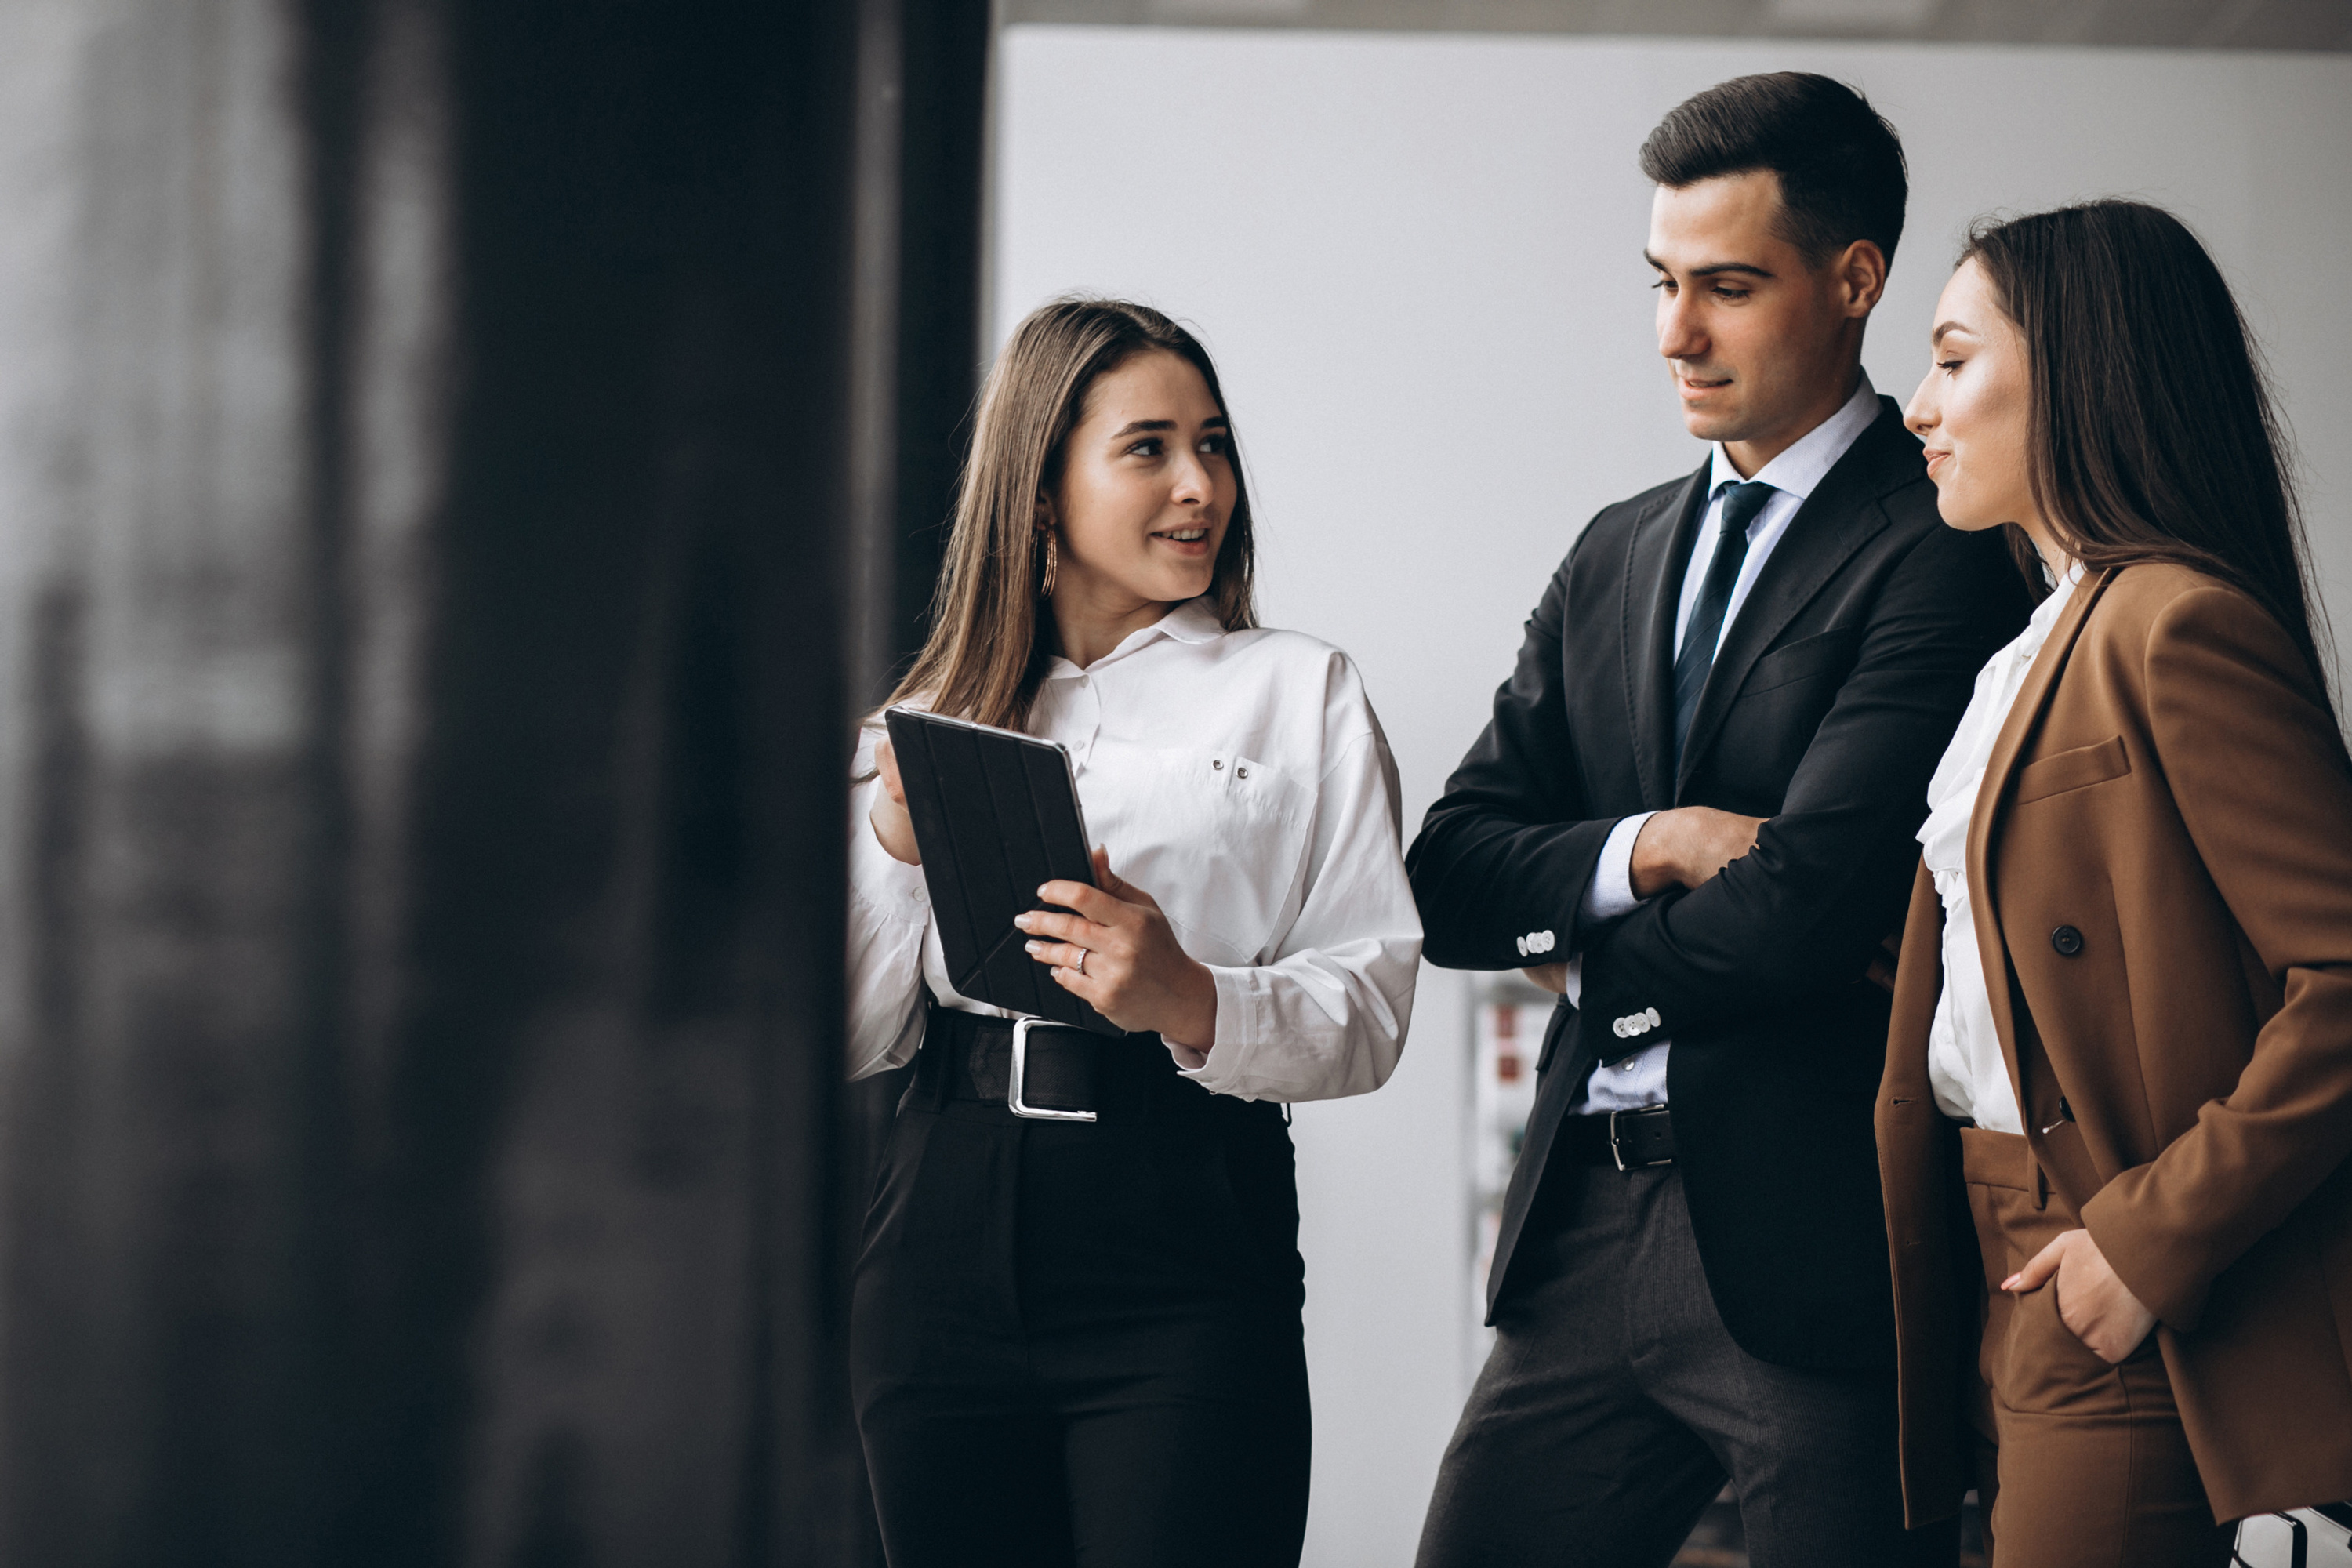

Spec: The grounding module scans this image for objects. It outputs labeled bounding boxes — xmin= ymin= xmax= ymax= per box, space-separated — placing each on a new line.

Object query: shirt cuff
xmin=1170 ymin=965 xmax=1254 ymax=1091
xmin=1581 ymin=812 xmax=1654 ymax=924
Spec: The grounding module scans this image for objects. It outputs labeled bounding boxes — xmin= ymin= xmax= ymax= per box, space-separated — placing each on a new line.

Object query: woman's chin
xmin=1145 ymin=565 xmax=1216 ymax=604
xmin=1935 ymin=496 xmax=2005 ymax=534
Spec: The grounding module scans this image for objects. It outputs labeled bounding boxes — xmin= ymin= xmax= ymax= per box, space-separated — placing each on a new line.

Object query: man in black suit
xmin=1410 ymin=74 xmax=2031 ymax=1567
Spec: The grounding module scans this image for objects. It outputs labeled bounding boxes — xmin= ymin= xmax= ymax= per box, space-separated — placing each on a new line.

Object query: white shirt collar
xmin=1045 ymin=596 xmax=1225 ymax=678
xmin=1706 ymin=374 xmax=1882 ymax=503
xmin=2026 ymin=559 xmax=2085 ymax=636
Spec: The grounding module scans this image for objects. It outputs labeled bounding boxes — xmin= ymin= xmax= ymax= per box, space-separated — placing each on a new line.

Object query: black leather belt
xmin=1563 ymin=1105 xmax=1675 ymax=1170
xmin=927 ymin=1007 xmax=1103 ymax=1120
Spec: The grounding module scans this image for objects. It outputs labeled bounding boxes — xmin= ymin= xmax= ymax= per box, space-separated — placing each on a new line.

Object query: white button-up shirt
xmin=1569 ymin=376 xmax=1882 ymax=1113
xmin=845 ymin=598 xmax=1422 ymax=1103
xmin=1920 ymin=563 xmax=2082 ymax=1134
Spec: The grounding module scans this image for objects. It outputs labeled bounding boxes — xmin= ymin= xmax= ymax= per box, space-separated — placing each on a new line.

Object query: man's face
xmin=1646 ymin=171 xmax=1875 ymax=452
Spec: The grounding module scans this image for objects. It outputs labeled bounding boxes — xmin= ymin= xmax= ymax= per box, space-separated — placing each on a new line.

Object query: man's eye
xmin=1711 ymin=286 xmax=1749 ymax=302
xmin=1650 ymin=278 xmax=1674 ymax=292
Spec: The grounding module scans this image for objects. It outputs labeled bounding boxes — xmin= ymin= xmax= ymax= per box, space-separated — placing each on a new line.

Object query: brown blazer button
xmin=2051 ymin=925 xmax=2084 ymax=956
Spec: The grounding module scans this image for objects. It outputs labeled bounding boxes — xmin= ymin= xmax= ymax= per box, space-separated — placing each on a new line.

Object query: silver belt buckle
xmin=1608 ymin=1107 xmax=1668 ymax=1171
xmin=1009 ymin=1018 xmax=1097 ymax=1122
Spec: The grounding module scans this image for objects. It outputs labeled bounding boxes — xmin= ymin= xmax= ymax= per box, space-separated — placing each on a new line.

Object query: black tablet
xmin=883 ymin=706 xmax=1122 ymax=1036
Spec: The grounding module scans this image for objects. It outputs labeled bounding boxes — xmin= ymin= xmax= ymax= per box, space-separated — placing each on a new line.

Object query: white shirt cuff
xmin=1169 ymin=965 xmax=1251 ymax=1087
xmin=1581 ymin=811 xmax=1654 ymax=924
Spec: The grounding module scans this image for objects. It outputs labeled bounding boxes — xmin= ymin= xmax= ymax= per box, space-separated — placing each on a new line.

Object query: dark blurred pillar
xmin=0 ymin=0 xmax=986 ymax=1563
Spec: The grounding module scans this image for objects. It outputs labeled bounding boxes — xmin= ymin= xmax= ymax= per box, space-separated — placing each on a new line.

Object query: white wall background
xmin=993 ymin=28 xmax=2352 ymax=1566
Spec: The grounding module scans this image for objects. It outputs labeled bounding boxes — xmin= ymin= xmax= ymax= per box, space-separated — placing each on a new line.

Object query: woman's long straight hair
xmin=883 ymin=298 xmax=1258 ymax=732
xmin=1963 ymin=200 xmax=2336 ymax=722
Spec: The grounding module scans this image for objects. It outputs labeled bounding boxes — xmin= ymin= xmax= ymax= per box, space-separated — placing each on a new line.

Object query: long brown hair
xmin=1962 ymin=200 xmax=2336 ymax=720
xmin=884 ymin=298 xmax=1259 ymax=731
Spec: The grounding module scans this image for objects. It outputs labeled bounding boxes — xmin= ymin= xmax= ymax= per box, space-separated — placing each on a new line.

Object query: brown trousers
xmin=1958 ymin=1128 xmax=2235 ymax=1568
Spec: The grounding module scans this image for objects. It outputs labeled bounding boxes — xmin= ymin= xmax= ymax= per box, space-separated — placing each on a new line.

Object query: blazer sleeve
xmin=1574 ymin=520 xmax=2026 ymax=1036
xmin=2078 ymin=586 xmax=2352 ymax=1332
xmin=1406 ymin=529 xmax=1626 ymax=970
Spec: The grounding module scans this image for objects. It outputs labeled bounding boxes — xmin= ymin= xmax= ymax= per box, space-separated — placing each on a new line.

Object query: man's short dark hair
xmin=1639 ymin=72 xmax=1907 ymax=266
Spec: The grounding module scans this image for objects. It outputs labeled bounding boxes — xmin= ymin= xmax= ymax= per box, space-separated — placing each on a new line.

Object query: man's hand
xmin=2004 ymin=1228 xmax=2158 ymax=1363
xmin=869 ymin=740 xmax=920 ymax=865
xmin=1628 ymin=807 xmax=1764 ymax=898
xmin=1015 ymin=848 xmax=1219 ymax=1047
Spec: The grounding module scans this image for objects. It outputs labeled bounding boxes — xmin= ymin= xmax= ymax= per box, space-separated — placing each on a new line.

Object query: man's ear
xmin=1838 ymin=239 xmax=1889 ymax=318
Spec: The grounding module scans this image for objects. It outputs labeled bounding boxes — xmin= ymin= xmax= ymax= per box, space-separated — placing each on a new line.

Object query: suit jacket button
xmin=2051 ymin=925 xmax=2084 ymax=957
xmin=1643 ymin=1007 xmax=1661 ymax=1027
xmin=1515 ymin=935 xmax=1529 ymax=957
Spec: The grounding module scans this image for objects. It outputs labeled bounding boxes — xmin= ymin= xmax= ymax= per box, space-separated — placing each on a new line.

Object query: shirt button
xmin=2051 ymin=925 xmax=2084 ymax=957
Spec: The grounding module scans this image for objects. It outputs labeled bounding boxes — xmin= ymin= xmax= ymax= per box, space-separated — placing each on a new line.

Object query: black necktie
xmin=1671 ymin=480 xmax=1775 ymax=771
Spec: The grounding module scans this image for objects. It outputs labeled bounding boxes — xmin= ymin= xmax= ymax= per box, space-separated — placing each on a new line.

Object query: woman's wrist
xmin=1160 ymin=959 xmax=1221 ymax=1051
xmin=869 ymin=794 xmax=920 ymax=865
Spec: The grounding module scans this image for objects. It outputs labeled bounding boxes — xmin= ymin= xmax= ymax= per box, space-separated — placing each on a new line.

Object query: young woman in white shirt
xmin=845 ymin=298 xmax=1421 ymax=1567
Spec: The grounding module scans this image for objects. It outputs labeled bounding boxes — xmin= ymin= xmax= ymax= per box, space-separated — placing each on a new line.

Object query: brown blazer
xmin=1877 ymin=562 xmax=2352 ymax=1526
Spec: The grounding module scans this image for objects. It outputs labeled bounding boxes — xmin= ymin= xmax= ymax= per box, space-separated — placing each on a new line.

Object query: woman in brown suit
xmin=1880 ymin=199 xmax=2352 ymax=1566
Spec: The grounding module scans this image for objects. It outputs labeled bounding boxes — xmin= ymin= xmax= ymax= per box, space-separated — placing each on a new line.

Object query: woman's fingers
xmin=1023 ymin=938 xmax=1091 ymax=972
xmin=2003 ymin=1230 xmax=2074 ymax=1292
xmin=1036 ymin=878 xmax=1129 ymax=925
xmin=1015 ymin=908 xmax=1096 ymax=946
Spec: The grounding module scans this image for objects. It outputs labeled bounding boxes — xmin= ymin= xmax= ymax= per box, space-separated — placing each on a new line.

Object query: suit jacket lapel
xmin=1965 ymin=565 xmax=2113 ymax=1121
xmin=1624 ymin=465 xmax=1710 ymax=807
xmin=1674 ymin=402 xmax=1914 ymax=797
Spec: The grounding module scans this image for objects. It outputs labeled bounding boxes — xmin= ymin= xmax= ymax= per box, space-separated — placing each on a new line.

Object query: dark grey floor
xmin=1671 ymin=1487 xmax=1987 ymax=1568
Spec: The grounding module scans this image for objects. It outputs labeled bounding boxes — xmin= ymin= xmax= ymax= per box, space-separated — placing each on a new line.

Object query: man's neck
xmin=1720 ymin=365 xmax=1865 ymax=479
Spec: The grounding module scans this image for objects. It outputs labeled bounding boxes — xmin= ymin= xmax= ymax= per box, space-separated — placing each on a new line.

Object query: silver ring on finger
xmin=1073 ymin=948 xmax=1087 ymax=976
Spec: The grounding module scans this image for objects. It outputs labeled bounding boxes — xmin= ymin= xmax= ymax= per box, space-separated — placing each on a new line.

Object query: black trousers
xmin=851 ymin=1011 xmax=1312 ymax=1568
xmin=1417 ymin=1148 xmax=1956 ymax=1568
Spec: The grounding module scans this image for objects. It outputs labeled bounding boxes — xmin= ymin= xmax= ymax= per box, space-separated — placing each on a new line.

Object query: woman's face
xmin=1905 ymin=259 xmax=2044 ymax=539
xmin=1044 ymin=350 xmax=1234 ymax=616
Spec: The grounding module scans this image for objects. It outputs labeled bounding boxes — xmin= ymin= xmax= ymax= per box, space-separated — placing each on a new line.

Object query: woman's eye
xmin=1200 ymin=434 xmax=1229 ymax=456
xmin=1127 ymin=437 xmax=1162 ymax=457
xmin=1938 ymin=358 xmax=1963 ymax=376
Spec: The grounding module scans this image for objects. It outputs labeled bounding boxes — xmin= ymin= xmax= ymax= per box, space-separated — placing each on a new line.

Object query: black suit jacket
xmin=1409 ymin=399 xmax=2031 ymax=1370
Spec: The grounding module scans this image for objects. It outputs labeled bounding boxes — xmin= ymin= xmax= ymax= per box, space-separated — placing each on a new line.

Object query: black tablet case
xmin=884 ymin=706 xmax=1122 ymax=1036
